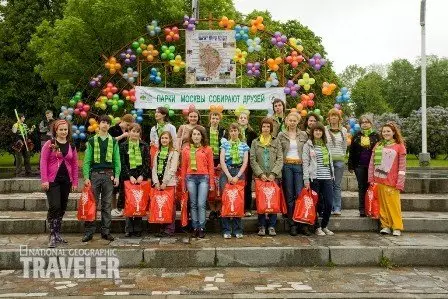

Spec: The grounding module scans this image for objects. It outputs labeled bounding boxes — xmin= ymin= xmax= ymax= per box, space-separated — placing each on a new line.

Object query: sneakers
xmin=380 ymin=227 xmax=392 ymax=235
xmin=245 ymin=211 xmax=253 ymax=217
xmin=111 ymin=208 xmax=123 ymax=217
xmin=332 ymin=211 xmax=342 ymax=216
xmin=268 ymin=227 xmax=276 ymax=236
xmin=315 ymin=227 xmax=326 ymax=236
xmin=322 ymin=228 xmax=334 ymax=236
xmin=198 ymin=228 xmax=205 ymax=238
xmin=392 ymin=230 xmax=401 ymax=236
xmin=258 ymin=227 xmax=266 ymax=236
xmin=223 ymin=233 xmax=231 ymax=239
xmin=81 ymin=234 xmax=93 ymax=242
xmin=235 ymin=233 xmax=243 ymax=239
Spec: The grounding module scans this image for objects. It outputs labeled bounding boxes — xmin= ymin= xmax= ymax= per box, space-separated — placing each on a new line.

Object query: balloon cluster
xmin=146 ymin=20 xmax=161 ymax=36
xmin=322 ymin=82 xmax=337 ymax=96
xmin=233 ymin=48 xmax=247 ymax=64
xmin=149 ymin=68 xmax=162 ymax=84
xmin=209 ymin=104 xmax=224 ymax=114
xmin=300 ymin=93 xmax=315 ymax=109
xmin=109 ymin=115 xmax=121 ymax=126
xmin=162 ymin=104 xmax=175 ymax=118
xmin=182 ymin=104 xmax=196 ymax=116
xmin=89 ymin=75 xmax=102 ymax=88
xmin=142 ymin=44 xmax=158 ymax=62
xmin=246 ymin=37 xmax=261 ymax=52
xmin=246 ymin=62 xmax=261 ymax=77
xmin=131 ymin=109 xmax=144 ymax=124
xmin=285 ymin=51 xmax=304 ymax=69
xmin=349 ymin=118 xmax=361 ymax=135
xmin=122 ymin=88 xmax=136 ymax=102
xmin=164 ymin=27 xmax=180 ymax=42
xmin=160 ymin=45 xmax=176 ymax=60
xmin=234 ymin=25 xmax=249 ymax=41
xmin=234 ymin=105 xmax=250 ymax=117
xmin=309 ymin=53 xmax=326 ymax=71
xmin=72 ymin=125 xmax=86 ymax=141
xmin=132 ymin=38 xmax=147 ymax=55
xmin=250 ymin=16 xmax=264 ymax=33
xmin=170 ymin=55 xmax=186 ymax=72
xmin=298 ymin=73 xmax=315 ymax=91
xmin=289 ymin=38 xmax=304 ymax=52
xmin=284 ymin=80 xmax=300 ymax=97
xmin=88 ymin=118 xmax=99 ymax=133
xmin=271 ymin=31 xmax=287 ymax=48
xmin=102 ymin=83 xmax=118 ymax=99
xmin=74 ymin=102 xmax=91 ymax=118
xmin=104 ymin=57 xmax=121 ymax=74
xmin=123 ymin=67 xmax=138 ymax=84
xmin=95 ymin=96 xmax=108 ymax=110
xmin=336 ymin=87 xmax=351 ymax=103
xmin=219 ymin=16 xmax=235 ymax=30
xmin=183 ymin=15 xmax=197 ymax=31
xmin=265 ymin=72 xmax=279 ymax=88
xmin=59 ymin=106 xmax=74 ymax=121
xmin=69 ymin=92 xmax=82 ymax=106
xmin=267 ymin=57 xmax=282 ymax=71
xmin=120 ymin=49 xmax=136 ymax=65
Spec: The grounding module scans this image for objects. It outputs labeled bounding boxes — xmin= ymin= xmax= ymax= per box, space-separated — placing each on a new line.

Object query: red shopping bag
xmin=221 ymin=181 xmax=245 ymax=217
xmin=365 ymin=183 xmax=379 ymax=219
xmin=293 ymin=188 xmax=319 ymax=225
xmin=180 ymin=190 xmax=189 ymax=227
xmin=255 ymin=179 xmax=282 ymax=214
xmin=77 ymin=185 xmax=96 ymax=221
xmin=279 ymin=185 xmax=288 ymax=215
xmin=175 ymin=169 xmax=183 ymax=201
xmin=148 ymin=187 xmax=175 ymax=223
xmin=150 ymin=145 xmax=158 ymax=168
xmin=123 ymin=181 xmax=150 ymax=217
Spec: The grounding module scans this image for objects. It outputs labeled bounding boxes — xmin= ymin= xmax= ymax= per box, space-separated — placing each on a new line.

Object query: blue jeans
xmin=220 ymin=166 xmax=245 ymax=235
xmin=332 ymin=161 xmax=345 ymax=212
xmin=258 ymin=214 xmax=277 ymax=228
xmin=282 ymin=164 xmax=304 ymax=221
xmin=354 ymin=166 xmax=369 ymax=215
xmin=186 ymin=174 xmax=209 ymax=229
xmin=311 ymin=179 xmax=334 ymax=229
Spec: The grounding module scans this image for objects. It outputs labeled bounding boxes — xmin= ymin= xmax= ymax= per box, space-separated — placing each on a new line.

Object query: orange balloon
xmin=296 ymin=103 xmax=303 ymax=111
xmin=300 ymin=110 xmax=307 ymax=117
xmin=290 ymin=108 xmax=297 ymax=113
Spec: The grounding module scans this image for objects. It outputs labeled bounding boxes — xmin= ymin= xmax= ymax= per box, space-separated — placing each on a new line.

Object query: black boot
xmin=48 ymin=219 xmax=57 ymax=248
xmin=55 ymin=217 xmax=68 ymax=244
xmin=289 ymin=224 xmax=298 ymax=236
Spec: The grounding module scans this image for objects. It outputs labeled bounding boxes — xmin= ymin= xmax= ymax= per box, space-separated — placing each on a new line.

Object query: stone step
xmin=1 ymin=191 xmax=447 ymax=212
xmin=0 ymin=232 xmax=447 ymax=269
xmin=1 ymin=176 xmax=447 ymax=193
xmin=0 ymin=210 xmax=447 ymax=235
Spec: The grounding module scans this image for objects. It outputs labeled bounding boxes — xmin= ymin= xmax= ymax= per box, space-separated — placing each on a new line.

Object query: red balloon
xmin=188 ymin=104 xmax=195 ymax=112
xmin=122 ymin=90 xmax=129 ymax=97
xmin=74 ymin=108 xmax=80 ymax=115
xmin=76 ymin=102 xmax=83 ymax=108
xmin=172 ymin=27 xmax=179 ymax=33
xmin=106 ymin=82 xmax=113 ymax=88
xmin=301 ymin=100 xmax=308 ymax=108
xmin=83 ymin=104 xmax=91 ymax=112
xmin=130 ymin=96 xmax=136 ymax=102
xmin=80 ymin=111 xmax=87 ymax=118
xmin=173 ymin=34 xmax=180 ymax=41
xmin=129 ymin=89 xmax=136 ymax=96
xmin=182 ymin=108 xmax=189 ymax=116
xmin=307 ymin=100 xmax=315 ymax=107
xmin=166 ymin=36 xmax=173 ymax=42
xmin=309 ymin=93 xmax=315 ymax=100
xmin=164 ymin=28 xmax=171 ymax=35
xmin=107 ymin=92 xmax=113 ymax=99
xmin=111 ymin=87 xmax=118 ymax=93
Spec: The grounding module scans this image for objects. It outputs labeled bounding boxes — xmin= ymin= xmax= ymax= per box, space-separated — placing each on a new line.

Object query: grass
xmin=0 ymin=152 xmax=84 ymax=168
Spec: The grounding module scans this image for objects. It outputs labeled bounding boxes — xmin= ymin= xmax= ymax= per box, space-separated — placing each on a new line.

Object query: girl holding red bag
xmin=151 ymin=131 xmax=179 ymax=237
xmin=368 ymin=122 xmax=406 ymax=236
xmin=302 ymin=123 xmax=335 ymax=236
xmin=250 ymin=118 xmax=284 ymax=236
xmin=219 ymin=123 xmax=250 ymax=239
xmin=181 ymin=126 xmax=215 ymax=238
xmin=119 ymin=124 xmax=150 ymax=238
xmin=40 ymin=120 xmax=78 ymax=248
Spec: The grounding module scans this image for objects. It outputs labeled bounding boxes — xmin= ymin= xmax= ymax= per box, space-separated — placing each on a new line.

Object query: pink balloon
xmin=74 ymin=108 xmax=80 ymax=115
xmin=80 ymin=111 xmax=87 ymax=118
xmin=83 ymin=104 xmax=91 ymax=112
xmin=76 ymin=102 xmax=83 ymax=108
xmin=182 ymin=108 xmax=189 ymax=116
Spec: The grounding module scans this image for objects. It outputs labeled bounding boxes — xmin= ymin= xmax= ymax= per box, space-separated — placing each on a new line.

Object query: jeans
xmin=311 ymin=179 xmax=334 ymax=229
xmin=220 ymin=166 xmax=244 ymax=235
xmin=332 ymin=161 xmax=345 ymax=212
xmin=186 ymin=174 xmax=209 ymax=230
xmin=125 ymin=217 xmax=142 ymax=233
xmin=219 ymin=166 xmax=245 ymax=191
xmin=258 ymin=214 xmax=277 ymax=228
xmin=282 ymin=164 xmax=304 ymax=225
xmin=46 ymin=181 xmax=72 ymax=220
xmin=354 ymin=166 xmax=369 ymax=215
xmin=85 ymin=171 xmax=114 ymax=236
xmin=15 ymin=148 xmax=31 ymax=175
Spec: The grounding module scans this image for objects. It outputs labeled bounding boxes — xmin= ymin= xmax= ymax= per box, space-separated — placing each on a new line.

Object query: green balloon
xmin=138 ymin=37 xmax=145 ymax=44
xmin=136 ymin=48 xmax=142 ymax=55
xmin=117 ymin=99 xmax=124 ymax=107
xmin=161 ymin=53 xmax=167 ymax=60
xmin=107 ymin=99 xmax=113 ymax=106
xmin=69 ymin=99 xmax=76 ymax=106
xmin=168 ymin=110 xmax=174 ymax=117
xmin=132 ymin=41 xmax=139 ymax=49
xmin=169 ymin=46 xmax=175 ymax=52
xmin=161 ymin=45 xmax=167 ymax=52
xmin=314 ymin=109 xmax=321 ymax=115
xmin=168 ymin=53 xmax=174 ymax=60
xmin=112 ymin=94 xmax=119 ymax=100
xmin=76 ymin=91 xmax=82 ymax=96
xmin=163 ymin=104 xmax=170 ymax=109
xmin=112 ymin=105 xmax=118 ymax=112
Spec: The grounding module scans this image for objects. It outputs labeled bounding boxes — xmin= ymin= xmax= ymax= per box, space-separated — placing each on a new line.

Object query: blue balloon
xmin=341 ymin=87 xmax=348 ymax=94
xmin=79 ymin=125 xmax=86 ymax=132
xmin=130 ymin=109 xmax=136 ymax=115
xmin=72 ymin=125 xmax=78 ymax=131
xmin=136 ymin=116 xmax=143 ymax=123
xmin=79 ymin=132 xmax=86 ymax=140
xmin=349 ymin=119 xmax=356 ymax=127
xmin=350 ymin=128 xmax=355 ymax=135
xmin=136 ymin=109 xmax=143 ymax=115
xmin=155 ymin=77 xmax=162 ymax=84
xmin=72 ymin=133 xmax=78 ymax=140
xmin=354 ymin=124 xmax=361 ymax=131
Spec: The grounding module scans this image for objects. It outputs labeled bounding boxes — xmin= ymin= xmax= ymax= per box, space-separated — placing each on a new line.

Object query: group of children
xmin=39 ymin=101 xmax=407 ymax=247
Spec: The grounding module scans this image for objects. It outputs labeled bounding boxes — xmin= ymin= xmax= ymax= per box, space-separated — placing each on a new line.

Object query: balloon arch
xmin=61 ymin=15 xmax=351 ymax=141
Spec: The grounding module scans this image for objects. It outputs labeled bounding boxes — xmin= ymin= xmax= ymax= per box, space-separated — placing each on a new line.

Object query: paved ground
xmin=0 ymin=267 xmax=447 ymax=298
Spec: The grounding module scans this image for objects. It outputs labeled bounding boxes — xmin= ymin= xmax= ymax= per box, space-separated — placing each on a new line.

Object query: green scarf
xmin=209 ymin=128 xmax=219 ymax=156
xmin=230 ymin=139 xmax=241 ymax=165
xmin=157 ymin=122 xmax=166 ymax=137
xmin=128 ymin=140 xmax=142 ymax=169
xmin=361 ymin=128 xmax=374 ymax=148
xmin=362 ymin=128 xmax=374 ymax=136
xmin=240 ymin=125 xmax=247 ymax=142
xmin=315 ymin=139 xmax=330 ymax=166
xmin=275 ymin=115 xmax=285 ymax=133
xmin=157 ymin=146 xmax=169 ymax=175
xmin=189 ymin=144 xmax=200 ymax=171
xmin=374 ymin=140 xmax=395 ymax=165
xmin=94 ymin=134 xmax=113 ymax=163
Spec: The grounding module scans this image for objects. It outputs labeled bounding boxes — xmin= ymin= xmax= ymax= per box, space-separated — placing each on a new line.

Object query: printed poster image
xmin=185 ymin=30 xmax=236 ymax=85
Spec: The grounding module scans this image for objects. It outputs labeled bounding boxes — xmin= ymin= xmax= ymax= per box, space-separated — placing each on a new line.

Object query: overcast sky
xmin=234 ymin=0 xmax=448 ymax=73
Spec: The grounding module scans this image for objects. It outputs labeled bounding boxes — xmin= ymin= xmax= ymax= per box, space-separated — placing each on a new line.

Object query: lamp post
xmin=419 ymin=0 xmax=430 ymax=167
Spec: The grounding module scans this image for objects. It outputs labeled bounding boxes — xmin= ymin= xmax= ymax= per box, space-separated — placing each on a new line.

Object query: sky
xmin=233 ymin=0 xmax=448 ymax=73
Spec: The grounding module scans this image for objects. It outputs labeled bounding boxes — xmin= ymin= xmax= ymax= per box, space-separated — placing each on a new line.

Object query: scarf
xmin=230 ymin=139 xmax=241 ymax=165
xmin=240 ymin=125 xmax=247 ymax=142
xmin=315 ymin=139 xmax=330 ymax=166
xmin=189 ymin=144 xmax=200 ymax=171
xmin=209 ymin=128 xmax=219 ymax=156
xmin=128 ymin=140 xmax=142 ymax=169
xmin=374 ymin=140 xmax=395 ymax=165
xmin=361 ymin=128 xmax=374 ymax=148
xmin=259 ymin=135 xmax=272 ymax=147
xmin=327 ymin=125 xmax=342 ymax=146
xmin=157 ymin=123 xmax=166 ymax=137
xmin=274 ymin=115 xmax=285 ymax=133
xmin=94 ymin=134 xmax=113 ymax=163
xmin=157 ymin=146 xmax=169 ymax=175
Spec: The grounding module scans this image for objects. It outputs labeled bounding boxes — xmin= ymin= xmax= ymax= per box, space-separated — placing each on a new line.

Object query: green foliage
xmin=379 ymin=256 xmax=395 ymax=269
xmin=351 ymin=72 xmax=391 ymax=116
xmin=339 ymin=64 xmax=366 ymax=90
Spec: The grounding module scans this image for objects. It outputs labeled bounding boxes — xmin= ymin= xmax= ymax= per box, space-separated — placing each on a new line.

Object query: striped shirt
xmin=221 ymin=138 xmax=250 ymax=165
xmin=315 ymin=146 xmax=332 ymax=180
xmin=325 ymin=127 xmax=347 ymax=161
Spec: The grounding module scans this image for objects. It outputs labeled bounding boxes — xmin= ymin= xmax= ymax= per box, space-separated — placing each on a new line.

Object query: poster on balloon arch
xmin=185 ymin=30 xmax=236 ymax=85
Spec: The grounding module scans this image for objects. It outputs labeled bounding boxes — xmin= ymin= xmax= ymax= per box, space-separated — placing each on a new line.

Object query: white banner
xmin=135 ymin=87 xmax=286 ymax=110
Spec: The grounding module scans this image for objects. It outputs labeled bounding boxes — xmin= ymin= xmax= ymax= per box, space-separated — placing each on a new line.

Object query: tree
xmin=351 ymin=72 xmax=390 ymax=116
xmin=339 ymin=64 xmax=366 ymax=90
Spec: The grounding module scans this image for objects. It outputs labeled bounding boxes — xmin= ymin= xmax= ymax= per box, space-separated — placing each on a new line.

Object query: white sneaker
xmin=380 ymin=227 xmax=391 ymax=235
xmin=223 ymin=234 xmax=231 ymax=239
xmin=235 ymin=233 xmax=243 ymax=239
xmin=322 ymin=228 xmax=334 ymax=236
xmin=392 ymin=230 xmax=401 ymax=236
xmin=315 ymin=227 xmax=326 ymax=236
xmin=111 ymin=209 xmax=123 ymax=217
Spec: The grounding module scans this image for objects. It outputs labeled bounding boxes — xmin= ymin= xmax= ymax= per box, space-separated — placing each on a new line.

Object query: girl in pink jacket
xmin=40 ymin=120 xmax=79 ymax=247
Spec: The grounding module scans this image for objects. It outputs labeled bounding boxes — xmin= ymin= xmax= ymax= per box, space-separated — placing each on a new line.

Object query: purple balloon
xmin=254 ymin=62 xmax=260 ymax=68
xmin=254 ymin=70 xmax=260 ymax=76
xmin=334 ymin=104 xmax=341 ymax=109
xmin=284 ymin=87 xmax=291 ymax=94
xmin=90 ymin=80 xmax=96 ymax=87
xmin=125 ymin=58 xmax=131 ymax=64
xmin=187 ymin=23 xmax=195 ymax=30
xmin=271 ymin=37 xmax=277 ymax=44
xmin=291 ymin=90 xmax=298 ymax=97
